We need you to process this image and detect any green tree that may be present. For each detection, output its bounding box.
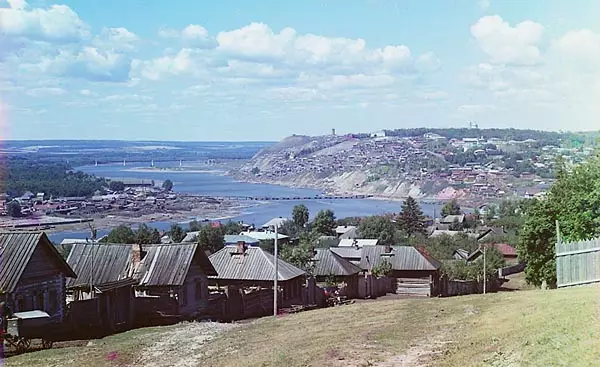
[222,221,244,235]
[517,153,600,287]
[292,204,309,228]
[169,224,186,243]
[108,181,125,191]
[278,220,304,238]
[441,199,461,217]
[6,200,22,218]
[280,241,316,274]
[104,225,136,244]
[371,259,392,277]
[188,220,202,232]
[358,216,396,246]
[197,226,225,254]
[259,239,275,254]
[135,224,161,244]
[162,179,174,191]
[398,196,426,236]
[312,209,336,236]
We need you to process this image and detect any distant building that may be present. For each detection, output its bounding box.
[370,130,386,138]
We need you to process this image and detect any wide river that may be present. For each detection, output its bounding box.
[48,162,441,243]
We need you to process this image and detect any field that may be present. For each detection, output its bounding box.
[5,285,600,367]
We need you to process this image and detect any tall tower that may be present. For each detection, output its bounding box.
[332,128,336,136]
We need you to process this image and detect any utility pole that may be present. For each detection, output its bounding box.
[273,224,279,317]
[88,224,97,299]
[483,244,487,295]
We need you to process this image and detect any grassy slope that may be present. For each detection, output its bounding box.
[6,286,600,367]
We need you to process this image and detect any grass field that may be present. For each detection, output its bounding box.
[5,285,600,367]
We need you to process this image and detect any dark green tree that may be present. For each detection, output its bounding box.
[197,226,225,254]
[312,209,336,236]
[278,220,304,238]
[441,199,461,217]
[104,225,136,243]
[292,204,309,228]
[280,241,316,274]
[169,224,186,243]
[134,224,161,244]
[259,239,275,254]
[188,220,202,232]
[108,181,125,191]
[222,221,244,235]
[358,216,396,246]
[398,196,426,236]
[162,179,174,191]
[6,200,22,218]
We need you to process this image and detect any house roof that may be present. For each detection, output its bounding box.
[330,245,441,272]
[0,231,77,293]
[224,235,259,245]
[429,230,479,239]
[240,231,289,241]
[261,217,289,228]
[339,227,359,239]
[338,239,379,248]
[137,243,217,287]
[66,243,137,289]
[311,248,362,277]
[208,245,305,282]
[452,249,470,260]
[66,242,217,290]
[467,243,518,262]
[441,214,465,224]
[181,231,200,243]
[335,225,357,235]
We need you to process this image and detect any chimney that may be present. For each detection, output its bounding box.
[236,241,247,254]
[132,243,144,266]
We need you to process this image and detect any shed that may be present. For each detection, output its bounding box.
[208,245,305,306]
[0,231,77,324]
[311,248,362,298]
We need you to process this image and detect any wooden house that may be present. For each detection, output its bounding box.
[0,231,77,324]
[311,248,362,298]
[208,244,306,314]
[331,245,441,297]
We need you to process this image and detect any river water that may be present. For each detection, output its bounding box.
[48,162,440,243]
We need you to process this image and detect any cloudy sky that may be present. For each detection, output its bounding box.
[1,0,600,141]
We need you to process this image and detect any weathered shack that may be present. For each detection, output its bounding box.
[0,231,77,324]
[135,243,218,319]
[66,243,138,333]
[331,245,441,297]
[311,248,362,299]
[208,244,306,318]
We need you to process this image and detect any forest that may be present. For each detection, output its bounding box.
[1,157,106,198]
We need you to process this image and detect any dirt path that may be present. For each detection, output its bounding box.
[133,322,238,367]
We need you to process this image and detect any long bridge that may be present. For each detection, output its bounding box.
[204,194,374,201]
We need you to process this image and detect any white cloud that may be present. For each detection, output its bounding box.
[415,52,441,72]
[471,15,544,65]
[26,87,66,97]
[157,24,215,48]
[317,74,396,90]
[94,27,140,52]
[457,104,495,114]
[417,90,448,100]
[134,48,199,80]
[27,47,132,82]
[0,2,90,42]
[80,89,91,96]
[102,94,152,102]
[551,29,600,72]
[7,0,26,10]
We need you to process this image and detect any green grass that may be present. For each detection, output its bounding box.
[6,286,600,366]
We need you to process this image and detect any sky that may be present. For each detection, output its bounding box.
[1,0,600,141]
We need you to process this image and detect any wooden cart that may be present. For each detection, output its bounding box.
[3,310,54,353]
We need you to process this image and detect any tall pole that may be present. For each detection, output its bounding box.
[483,245,486,295]
[273,224,279,316]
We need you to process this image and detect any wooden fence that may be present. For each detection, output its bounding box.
[556,237,600,288]
[498,262,526,277]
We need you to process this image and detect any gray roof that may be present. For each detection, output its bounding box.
[330,245,441,272]
[311,248,362,277]
[338,239,379,247]
[262,217,290,228]
[137,243,217,287]
[181,231,200,243]
[335,225,357,235]
[440,214,465,224]
[209,246,305,282]
[0,231,76,293]
[429,230,479,239]
[224,235,259,245]
[66,243,137,289]
[339,227,359,239]
[240,231,289,241]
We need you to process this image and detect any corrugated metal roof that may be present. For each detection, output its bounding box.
[240,231,289,241]
[181,231,200,243]
[209,246,305,282]
[311,248,362,277]
[339,227,359,239]
[262,217,289,228]
[137,243,217,287]
[335,225,357,235]
[1,231,76,293]
[66,243,136,289]
[330,245,440,272]
[224,235,259,245]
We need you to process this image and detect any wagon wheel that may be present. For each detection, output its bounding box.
[42,339,54,349]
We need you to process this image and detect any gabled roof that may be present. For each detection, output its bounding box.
[208,246,305,282]
[261,217,289,228]
[331,245,441,272]
[181,231,200,243]
[137,243,217,287]
[66,243,136,289]
[335,225,357,235]
[1,231,77,293]
[440,214,465,224]
[467,243,517,261]
[339,227,359,239]
[240,231,289,241]
[224,235,260,245]
[311,248,362,277]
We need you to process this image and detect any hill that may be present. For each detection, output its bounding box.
[8,285,600,366]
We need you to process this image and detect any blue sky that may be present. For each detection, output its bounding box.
[1,0,600,141]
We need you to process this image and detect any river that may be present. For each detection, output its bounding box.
[48,162,441,243]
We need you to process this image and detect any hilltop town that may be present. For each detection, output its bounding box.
[236,128,597,205]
